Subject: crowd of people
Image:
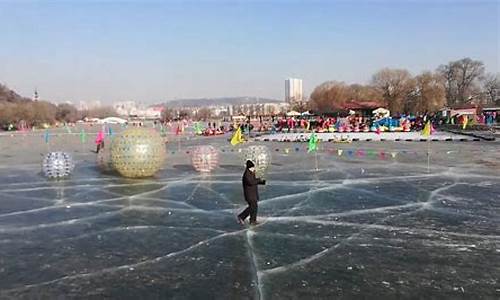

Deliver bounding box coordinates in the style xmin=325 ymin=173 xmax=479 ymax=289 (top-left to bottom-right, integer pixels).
xmin=268 ymin=111 xmax=498 ymax=134
xmin=180 ymin=109 xmax=499 ymax=138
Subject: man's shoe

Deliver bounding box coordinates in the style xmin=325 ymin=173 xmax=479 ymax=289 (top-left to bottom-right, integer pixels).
xmin=249 ymin=221 xmax=260 ymax=226
xmin=237 ymin=216 xmax=245 ymax=225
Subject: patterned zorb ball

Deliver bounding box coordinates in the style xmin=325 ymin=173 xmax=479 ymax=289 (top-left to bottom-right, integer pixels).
xmin=243 ymin=145 xmax=271 ymax=178
xmin=191 ymin=145 xmax=219 ymax=173
xmin=111 ymin=128 xmax=166 ymax=178
xmin=42 ymin=152 xmax=74 ymax=178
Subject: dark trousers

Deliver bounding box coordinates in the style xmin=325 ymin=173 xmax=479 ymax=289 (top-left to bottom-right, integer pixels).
xmin=239 ymin=199 xmax=257 ymax=223
xmin=96 ymin=141 xmax=104 ymax=153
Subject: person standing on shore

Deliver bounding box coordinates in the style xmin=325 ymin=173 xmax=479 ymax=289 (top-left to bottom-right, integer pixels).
xmin=238 ymin=160 xmax=266 ymax=226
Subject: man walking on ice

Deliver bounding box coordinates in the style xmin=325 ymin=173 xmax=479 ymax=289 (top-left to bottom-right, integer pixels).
xmin=238 ymin=160 xmax=266 ymax=226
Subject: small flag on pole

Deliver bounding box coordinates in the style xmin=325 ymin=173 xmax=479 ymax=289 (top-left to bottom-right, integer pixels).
xmin=421 ymin=121 xmax=432 ymax=137
xmin=230 ymin=127 xmax=244 ymax=146
xmin=193 ymin=122 xmax=203 ymax=135
xmin=462 ymin=115 xmax=468 ymax=130
xmin=308 ymin=133 xmax=318 ymax=153
xmin=80 ymin=129 xmax=87 ymax=143
xmin=44 ymin=129 xmax=50 ymax=144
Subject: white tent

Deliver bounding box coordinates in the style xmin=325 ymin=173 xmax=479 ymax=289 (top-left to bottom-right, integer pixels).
xmin=286 ymin=111 xmax=301 ymax=117
xmin=98 ymin=117 xmax=128 ymax=124
xmin=372 ymin=108 xmax=390 ymax=118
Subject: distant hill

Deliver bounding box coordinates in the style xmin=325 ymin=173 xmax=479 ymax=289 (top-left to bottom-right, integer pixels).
xmin=159 ymin=96 xmax=282 ymax=108
xmin=0 ymin=83 xmax=31 ymax=103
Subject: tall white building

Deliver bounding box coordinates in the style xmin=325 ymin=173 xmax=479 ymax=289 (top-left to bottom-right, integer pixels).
xmin=285 ymin=78 xmax=303 ymax=103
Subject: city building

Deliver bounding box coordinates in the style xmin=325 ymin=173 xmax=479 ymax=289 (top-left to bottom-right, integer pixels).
xmin=113 ymin=101 xmax=138 ymax=116
xmin=113 ymin=101 xmax=164 ymax=119
xmin=285 ymin=78 xmax=303 ymax=103
xmin=78 ymin=100 xmax=102 ymax=111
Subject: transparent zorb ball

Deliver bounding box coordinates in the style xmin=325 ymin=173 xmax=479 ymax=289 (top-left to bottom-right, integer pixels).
xmin=191 ymin=145 xmax=219 ymax=173
xmin=243 ymin=145 xmax=271 ymax=178
xmin=42 ymin=152 xmax=75 ymax=178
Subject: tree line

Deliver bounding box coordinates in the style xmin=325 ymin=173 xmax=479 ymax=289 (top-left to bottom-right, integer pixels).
xmin=0 ymin=84 xmax=117 ymax=129
xmin=309 ymin=57 xmax=499 ymax=114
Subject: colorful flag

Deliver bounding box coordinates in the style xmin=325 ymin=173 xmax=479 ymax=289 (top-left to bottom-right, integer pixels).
xmin=108 ymin=127 xmax=113 ymax=136
xmin=193 ymin=122 xmax=203 ymax=135
xmin=230 ymin=127 xmax=244 ymax=146
xmin=176 ymin=125 xmax=181 ymax=135
xmin=44 ymin=129 xmax=50 ymax=144
xmin=308 ymin=133 xmax=318 ymax=153
xmin=80 ymin=129 xmax=87 ymax=143
xmin=462 ymin=115 xmax=468 ymax=130
xmin=421 ymin=121 xmax=432 ymax=137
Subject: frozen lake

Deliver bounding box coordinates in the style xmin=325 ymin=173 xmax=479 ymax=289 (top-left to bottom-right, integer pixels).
xmin=0 ymin=131 xmax=499 ymax=299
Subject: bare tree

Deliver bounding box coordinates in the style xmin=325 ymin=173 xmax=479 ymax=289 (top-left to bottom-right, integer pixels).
xmin=481 ymin=73 xmax=500 ymax=104
xmin=0 ymin=83 xmax=31 ymax=103
xmin=161 ymin=107 xmax=175 ymax=121
xmin=290 ymin=100 xmax=310 ymax=113
xmin=30 ymin=101 xmax=57 ymax=126
xmin=437 ymin=58 xmax=485 ymax=105
xmin=81 ymin=106 xmax=117 ymax=119
xmin=56 ymin=103 xmax=79 ymax=123
xmin=372 ymin=68 xmax=414 ymax=113
xmin=178 ymin=109 xmax=192 ymax=119
xmin=406 ymin=72 xmax=446 ymax=113
xmin=347 ymin=84 xmax=382 ymax=102
xmin=309 ymin=81 xmax=351 ymax=112
xmin=196 ymin=107 xmax=212 ymax=120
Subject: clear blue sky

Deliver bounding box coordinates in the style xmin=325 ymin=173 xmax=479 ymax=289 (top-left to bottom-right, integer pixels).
xmin=0 ymin=0 xmax=498 ymax=104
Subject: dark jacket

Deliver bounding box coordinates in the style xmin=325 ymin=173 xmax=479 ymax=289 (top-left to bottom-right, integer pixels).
xmin=242 ymin=168 xmax=265 ymax=202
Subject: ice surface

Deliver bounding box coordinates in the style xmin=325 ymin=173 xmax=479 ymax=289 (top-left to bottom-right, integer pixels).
xmin=0 ymin=133 xmax=499 ymax=299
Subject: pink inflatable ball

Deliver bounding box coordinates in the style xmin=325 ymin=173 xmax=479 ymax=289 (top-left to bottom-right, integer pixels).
xmin=191 ymin=145 xmax=219 ymax=173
